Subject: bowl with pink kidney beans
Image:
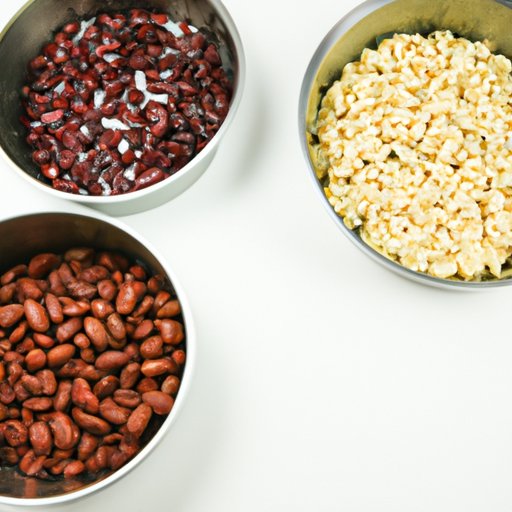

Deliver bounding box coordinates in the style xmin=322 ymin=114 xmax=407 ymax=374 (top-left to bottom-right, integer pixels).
xmin=0 ymin=0 xmax=245 ymax=216
xmin=0 ymin=211 xmax=195 ymax=505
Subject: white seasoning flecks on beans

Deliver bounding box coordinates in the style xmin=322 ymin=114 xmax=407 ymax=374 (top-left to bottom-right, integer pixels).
xmin=317 ymin=31 xmax=512 ymax=280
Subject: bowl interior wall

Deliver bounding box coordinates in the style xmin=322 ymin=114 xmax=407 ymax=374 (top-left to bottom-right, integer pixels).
xmin=0 ymin=0 xmax=239 ymax=181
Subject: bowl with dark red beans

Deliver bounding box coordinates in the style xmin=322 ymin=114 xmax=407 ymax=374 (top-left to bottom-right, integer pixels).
xmin=0 ymin=0 xmax=244 ymax=216
xmin=0 ymin=212 xmax=195 ymax=505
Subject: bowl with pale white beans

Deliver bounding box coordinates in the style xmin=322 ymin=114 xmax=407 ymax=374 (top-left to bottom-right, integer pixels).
xmin=300 ymin=0 xmax=512 ymax=289
xmin=0 ymin=211 xmax=195 ymax=505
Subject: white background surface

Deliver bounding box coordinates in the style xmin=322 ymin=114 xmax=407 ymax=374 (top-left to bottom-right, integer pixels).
xmin=1 ymin=0 xmax=512 ymax=511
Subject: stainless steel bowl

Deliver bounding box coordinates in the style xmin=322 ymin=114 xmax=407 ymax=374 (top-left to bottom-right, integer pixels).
xmin=0 ymin=0 xmax=245 ymax=216
xmin=0 ymin=211 xmax=196 ymax=506
xmin=299 ymin=0 xmax=512 ymax=289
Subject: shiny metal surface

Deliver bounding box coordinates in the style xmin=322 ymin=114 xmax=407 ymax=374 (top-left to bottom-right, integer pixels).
xmin=0 ymin=211 xmax=196 ymax=506
xmin=299 ymin=0 xmax=512 ymax=289
xmin=0 ymin=0 xmax=245 ymax=216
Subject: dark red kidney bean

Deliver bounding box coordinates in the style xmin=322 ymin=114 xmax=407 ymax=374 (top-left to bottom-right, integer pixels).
xmin=142 ymin=391 xmax=174 ymax=415
xmin=156 ymin=300 xmax=181 ymax=319
xmin=3 ymin=351 xmax=24 ymax=364
xmin=91 ymin=299 xmax=114 ymax=320
xmin=97 ymin=280 xmax=117 ymax=301
xmin=133 ymin=168 xmax=166 ymax=191
xmin=132 ymin=295 xmax=154 ymax=318
xmin=80 ymin=348 xmax=96 ymax=364
xmin=99 ymin=398 xmax=131 ymax=425
xmin=113 ymin=389 xmax=141 ymax=409
xmin=126 ymin=403 xmax=152 ymax=438
xmin=172 ymin=350 xmax=186 ymax=366
xmin=19 ymin=449 xmax=46 ymax=476
xmin=4 ymin=420 xmax=29 ymax=447
xmin=23 ymin=299 xmax=50 ymax=332
xmin=56 ymin=317 xmax=83 ymax=343
xmin=71 ymin=378 xmax=100 ymax=415
xmin=79 ymin=365 xmax=107 ymax=382
xmin=119 ymin=362 xmax=140 ymax=389
xmin=64 ymin=247 xmax=94 ymax=264
xmin=60 ymin=297 xmax=91 ymax=317
xmin=48 ymin=412 xmax=75 ymax=450
xmin=155 ymin=319 xmax=184 ymax=345
xmin=79 ymin=265 xmax=110 ymax=284
xmin=33 ymin=332 xmax=55 ymax=349
xmin=48 ymin=270 xmax=66 ymax=295
xmin=72 ymin=407 xmax=111 ymax=436
xmin=7 ymin=407 xmax=21 ymax=419
xmin=106 ymin=313 xmax=126 ymax=341
xmin=0 ymin=381 xmax=16 ymax=405
xmin=0 ymin=283 xmax=16 ymax=305
xmin=152 ymin=291 xmax=170 ymax=313
xmin=136 ymin=377 xmax=158 ymax=394
xmin=29 ymin=421 xmax=53 ymax=456
xmin=141 ymin=358 xmax=178 ymax=377
xmin=57 ymin=359 xmax=88 ymax=379
xmin=47 ymin=344 xmax=76 ymax=368
xmin=0 ymin=304 xmax=24 ymax=328
xmin=147 ymin=275 xmax=164 ymax=295
xmin=44 ymin=293 xmax=64 ymax=324
xmin=161 ymin=375 xmax=181 ymax=396
xmin=23 ymin=397 xmax=53 ymax=411
xmin=132 ymin=319 xmax=154 ymax=340
xmin=1 ymin=264 xmax=28 ymax=286
xmin=63 ymin=459 xmax=86 ymax=479
xmin=21 ymin=407 xmax=34 ymax=427
xmin=77 ymin=432 xmax=98 ymax=461
xmin=116 ymin=282 xmax=137 ymax=315
xmin=102 ymin=433 xmax=123 ymax=445
xmin=66 ymin=280 xmax=97 ymax=300
xmin=73 ymin=333 xmax=91 ymax=349
xmin=140 ymin=335 xmax=163 ymax=359
xmin=28 ymin=253 xmax=60 ymax=279
xmin=0 ymin=403 xmax=9 ymax=421
xmin=37 ymin=369 xmax=58 ymax=395
xmin=84 ymin=317 xmax=109 ymax=351
xmin=20 ymin=375 xmax=43 ymax=396
xmin=17 ymin=279 xmax=43 ymax=302
xmin=9 ymin=321 xmax=28 ymax=344
xmin=54 ymin=380 xmax=72 ymax=412
xmin=0 ymin=446 xmax=20 ymax=465
xmin=52 ymin=448 xmax=75 ymax=461
xmin=93 ymin=375 xmax=120 ymax=400
xmin=16 ymin=338 xmax=37 ymax=356
xmin=95 ymin=351 xmax=129 ymax=371
xmin=7 ymin=362 xmax=24 ymax=386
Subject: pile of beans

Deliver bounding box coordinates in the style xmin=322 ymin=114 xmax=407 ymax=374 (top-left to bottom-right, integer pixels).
xmin=21 ymin=9 xmax=232 ymax=195
xmin=0 ymin=248 xmax=186 ymax=480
